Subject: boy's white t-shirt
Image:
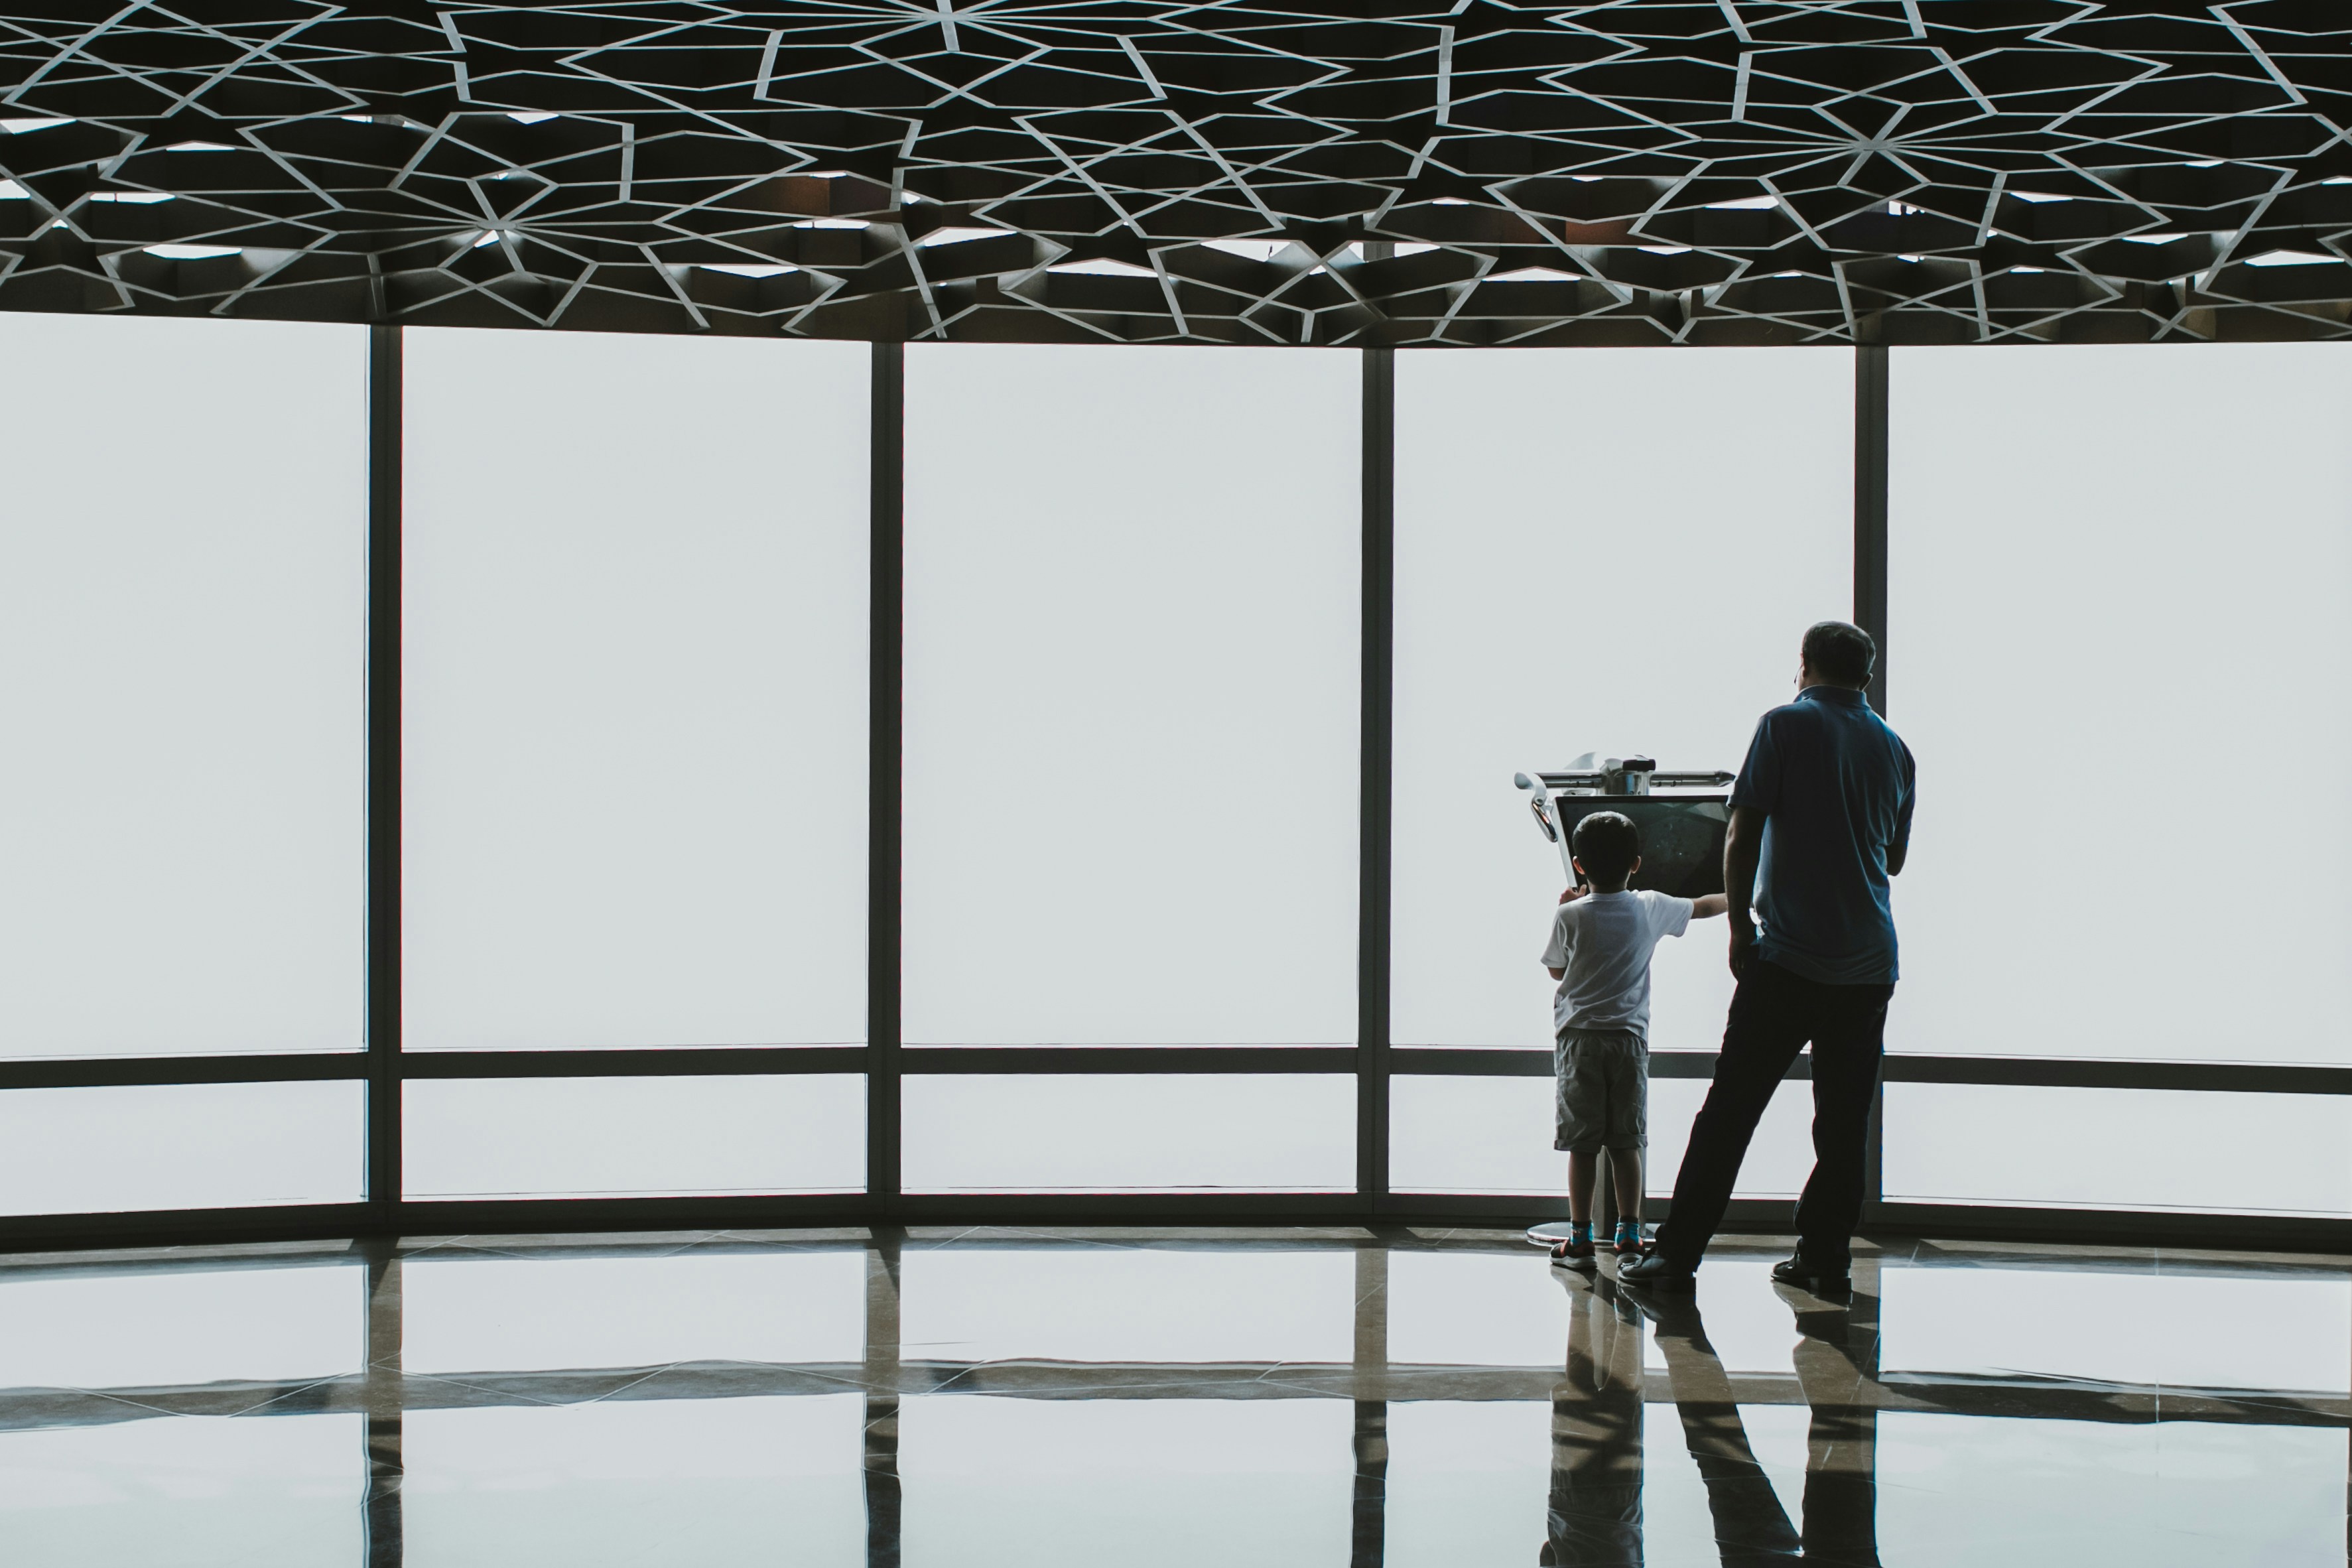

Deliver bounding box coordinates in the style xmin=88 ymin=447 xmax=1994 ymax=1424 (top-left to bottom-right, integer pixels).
xmin=1541 ymin=889 xmax=1695 ymax=1037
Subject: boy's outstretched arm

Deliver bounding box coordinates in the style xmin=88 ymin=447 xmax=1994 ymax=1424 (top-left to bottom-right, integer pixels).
xmin=1691 ymin=894 xmax=1729 ymax=919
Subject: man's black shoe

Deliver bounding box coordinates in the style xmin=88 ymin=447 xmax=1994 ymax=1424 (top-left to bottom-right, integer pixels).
xmin=1770 ymin=1256 xmax=1851 ymax=1302
xmin=1615 ymin=1252 xmax=1695 ymax=1291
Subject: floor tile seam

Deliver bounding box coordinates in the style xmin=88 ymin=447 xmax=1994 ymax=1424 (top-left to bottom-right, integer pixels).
xmin=1876 ymin=1368 xmax=2344 ymax=1404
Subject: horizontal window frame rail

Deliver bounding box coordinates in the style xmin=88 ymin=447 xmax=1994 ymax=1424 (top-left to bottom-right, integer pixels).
xmin=401 ymin=1047 xmax=869 ymax=1078
xmin=0 ymin=1054 xmax=370 ymax=1090
xmin=7 ymin=1047 xmax=2343 ymax=1093
xmin=5 ymin=1361 xmax=2341 ymax=1433
xmin=899 ymin=1046 xmax=1354 ymax=1073
xmin=1389 ymin=1048 xmax=2352 ymax=1094
xmin=6 ymin=1193 xmax=2345 ymax=1257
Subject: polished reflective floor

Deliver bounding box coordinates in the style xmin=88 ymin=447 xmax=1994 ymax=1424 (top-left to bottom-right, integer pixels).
xmin=0 ymin=1227 xmax=2344 ymax=1566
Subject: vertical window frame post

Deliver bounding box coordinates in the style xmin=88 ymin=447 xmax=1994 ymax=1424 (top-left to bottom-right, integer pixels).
xmin=365 ymin=323 xmax=403 ymax=1222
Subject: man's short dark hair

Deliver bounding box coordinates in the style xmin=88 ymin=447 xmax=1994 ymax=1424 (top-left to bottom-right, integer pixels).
xmin=1571 ymin=811 xmax=1640 ymax=886
xmin=1801 ymin=620 xmax=1876 ymax=688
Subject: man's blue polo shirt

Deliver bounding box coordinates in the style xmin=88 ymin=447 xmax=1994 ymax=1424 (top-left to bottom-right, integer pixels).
xmin=1729 ymin=685 xmax=1916 ymax=986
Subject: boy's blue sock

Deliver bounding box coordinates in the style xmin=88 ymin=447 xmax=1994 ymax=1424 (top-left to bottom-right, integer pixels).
xmin=1613 ymin=1218 xmax=1642 ymax=1242
xmin=1571 ymin=1220 xmax=1594 ymax=1243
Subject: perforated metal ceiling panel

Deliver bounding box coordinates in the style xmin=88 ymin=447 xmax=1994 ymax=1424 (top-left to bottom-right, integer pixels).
xmin=3 ymin=2 xmax=2349 ymax=344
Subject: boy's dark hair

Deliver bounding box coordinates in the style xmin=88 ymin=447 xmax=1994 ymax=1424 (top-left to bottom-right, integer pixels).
xmin=1801 ymin=620 xmax=1876 ymax=688
xmin=1571 ymin=811 xmax=1640 ymax=887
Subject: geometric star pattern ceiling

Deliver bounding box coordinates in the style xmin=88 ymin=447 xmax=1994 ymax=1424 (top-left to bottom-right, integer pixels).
xmin=3 ymin=1 xmax=2350 ymax=346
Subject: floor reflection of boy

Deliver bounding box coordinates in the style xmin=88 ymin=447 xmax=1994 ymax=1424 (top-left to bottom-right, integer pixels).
xmin=1543 ymin=1274 xmax=1646 ymax=1566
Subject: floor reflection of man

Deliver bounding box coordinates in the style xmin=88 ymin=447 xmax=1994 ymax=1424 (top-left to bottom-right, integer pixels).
xmin=1638 ymin=1287 xmax=1803 ymax=1563
xmin=1544 ymin=1270 xmax=1646 ymax=1566
xmin=1783 ymin=1268 xmax=1881 ymax=1566
xmin=1542 ymin=1272 xmax=1882 ymax=1566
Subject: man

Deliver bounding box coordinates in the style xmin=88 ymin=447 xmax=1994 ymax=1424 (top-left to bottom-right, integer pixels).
xmin=1621 ymin=621 xmax=1914 ymax=1298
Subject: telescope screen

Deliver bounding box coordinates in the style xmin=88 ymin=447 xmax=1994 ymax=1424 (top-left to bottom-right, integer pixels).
xmin=1556 ymin=799 xmax=1729 ymax=899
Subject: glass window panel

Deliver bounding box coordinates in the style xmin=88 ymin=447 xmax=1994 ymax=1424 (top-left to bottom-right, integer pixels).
xmin=0 ymin=315 xmax=364 ymax=1060
xmin=1883 ymin=1083 xmax=2352 ymax=1215
xmin=0 ymin=1412 xmax=363 ymax=1568
xmin=1393 ymin=348 xmax=1851 ymax=1049
xmin=900 ymin=1248 xmax=1352 ymax=1364
xmin=403 ymin=1251 xmax=866 ymax=1374
xmin=899 ymin=1396 xmax=1353 ymax=1568
xmin=902 ymin=344 xmax=1358 ymax=1046
xmin=405 ymin=1075 xmax=863 ymax=1199
xmin=405 ymin=1395 xmax=864 ymax=1568
xmin=901 ymin=1075 xmax=1352 ymax=1191
xmin=1881 ymin=1261 xmax=2350 ymax=1394
xmin=404 ymin=329 xmax=869 ymax=1051
xmin=0 ymin=1082 xmax=361 ymax=1214
xmin=1877 ymin=1413 xmax=2345 ymax=1567
xmin=0 ymin=1262 xmax=360 ymax=1390
xmin=1389 ymin=1073 xmax=1818 ymax=1198
xmin=1890 ymin=344 xmax=2352 ymax=1063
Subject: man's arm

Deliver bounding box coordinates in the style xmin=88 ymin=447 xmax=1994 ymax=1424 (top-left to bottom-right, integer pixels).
xmin=1690 ymin=894 xmax=1728 ymax=919
xmin=1723 ymin=805 xmax=1766 ymax=976
xmin=1884 ymin=841 xmax=1906 ymax=877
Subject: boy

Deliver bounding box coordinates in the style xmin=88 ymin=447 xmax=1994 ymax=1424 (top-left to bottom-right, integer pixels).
xmin=1541 ymin=811 xmax=1727 ymax=1263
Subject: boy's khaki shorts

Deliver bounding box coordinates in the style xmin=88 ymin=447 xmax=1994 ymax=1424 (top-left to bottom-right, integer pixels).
xmin=1553 ymin=1027 xmax=1649 ymax=1153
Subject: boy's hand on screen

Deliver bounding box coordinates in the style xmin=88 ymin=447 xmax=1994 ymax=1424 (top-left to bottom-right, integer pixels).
xmin=1559 ymin=886 xmax=1587 ymax=905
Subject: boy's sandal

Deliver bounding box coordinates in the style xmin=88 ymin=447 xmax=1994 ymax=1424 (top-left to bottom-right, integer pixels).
xmin=1550 ymin=1236 xmax=1597 ymax=1261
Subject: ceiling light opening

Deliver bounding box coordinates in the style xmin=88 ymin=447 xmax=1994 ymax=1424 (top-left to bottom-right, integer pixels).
xmin=507 ymin=111 xmax=558 ymax=125
xmin=1707 ymin=195 xmax=1776 ymax=210
xmin=2245 ymin=249 xmax=2339 ymax=268
xmin=700 ymin=261 xmax=797 ymax=277
xmin=913 ymin=226 xmax=1012 ymax=247
xmin=2010 ymin=191 xmax=2069 ymax=204
xmin=792 ymin=218 xmax=867 ymax=230
xmin=145 ymin=243 xmax=241 ymax=259
xmin=88 ymin=192 xmax=174 ymax=204
xmin=1203 ymin=239 xmax=1287 ymax=261
xmin=1046 ymin=258 xmax=1157 ymax=278
xmin=1 ymin=117 xmax=72 ymax=134
xmin=164 ymin=140 xmax=235 ymax=152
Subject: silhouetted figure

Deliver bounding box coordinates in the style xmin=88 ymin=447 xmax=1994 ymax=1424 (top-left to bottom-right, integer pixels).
xmin=1623 ymin=621 xmax=1914 ymax=1297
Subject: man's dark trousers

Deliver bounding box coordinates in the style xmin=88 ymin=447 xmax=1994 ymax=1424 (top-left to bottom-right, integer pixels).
xmin=1654 ymin=960 xmax=1893 ymax=1272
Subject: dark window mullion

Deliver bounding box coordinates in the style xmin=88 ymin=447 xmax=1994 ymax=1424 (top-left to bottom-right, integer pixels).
xmin=1359 ymin=346 xmax=1396 ymax=1214
xmin=869 ymin=342 xmax=906 ymax=1217
xmin=1854 ymin=344 xmax=1891 ymax=1223
xmin=365 ymin=323 xmax=403 ymax=1216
